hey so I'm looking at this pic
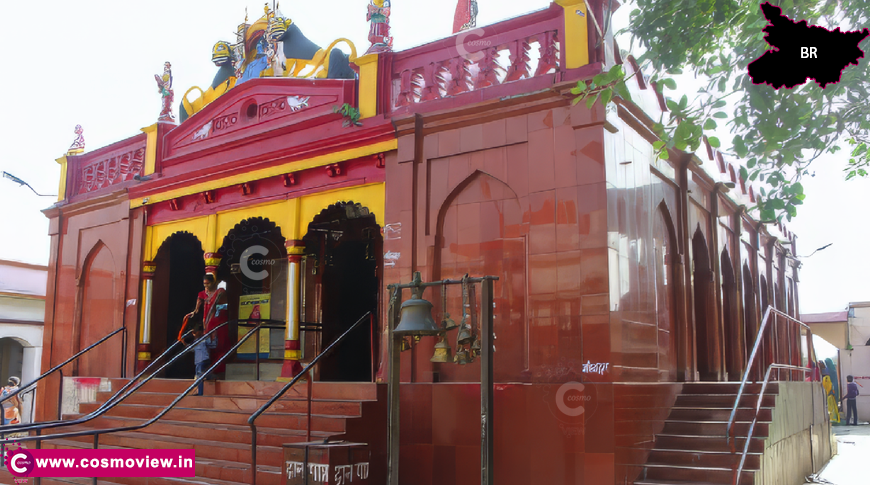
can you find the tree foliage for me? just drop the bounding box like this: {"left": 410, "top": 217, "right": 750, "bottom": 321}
{"left": 576, "top": 0, "right": 870, "bottom": 222}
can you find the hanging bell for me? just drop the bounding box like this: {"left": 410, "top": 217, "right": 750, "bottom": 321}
{"left": 442, "top": 312, "right": 459, "bottom": 332}
{"left": 393, "top": 294, "right": 442, "bottom": 336}
{"left": 454, "top": 347, "right": 470, "bottom": 365}
{"left": 430, "top": 335, "right": 452, "bottom": 363}
{"left": 470, "top": 337, "right": 482, "bottom": 358}
{"left": 456, "top": 323, "right": 473, "bottom": 345}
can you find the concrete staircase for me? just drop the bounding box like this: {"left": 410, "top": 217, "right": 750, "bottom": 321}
{"left": 2, "top": 378, "right": 386, "bottom": 485}
{"left": 633, "top": 382, "right": 776, "bottom": 485}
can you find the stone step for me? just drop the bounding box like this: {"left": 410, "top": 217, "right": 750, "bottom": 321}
{"left": 55, "top": 415, "right": 335, "bottom": 447}
{"left": 646, "top": 449, "right": 761, "bottom": 470}
{"left": 654, "top": 434, "right": 765, "bottom": 453}
{"left": 660, "top": 420, "right": 768, "bottom": 437}
{"left": 91, "top": 392, "right": 363, "bottom": 416}
{"left": 674, "top": 393, "right": 776, "bottom": 408}
{"left": 641, "top": 463, "right": 755, "bottom": 484}
{"left": 667, "top": 406, "right": 773, "bottom": 422}
{"left": 680, "top": 382, "right": 778, "bottom": 395}
{"left": 106, "top": 379, "right": 379, "bottom": 401}
{"left": 68, "top": 404, "right": 348, "bottom": 433}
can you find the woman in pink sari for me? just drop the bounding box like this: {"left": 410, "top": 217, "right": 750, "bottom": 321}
{"left": 188, "top": 274, "right": 230, "bottom": 376}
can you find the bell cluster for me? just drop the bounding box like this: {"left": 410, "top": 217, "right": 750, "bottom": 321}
{"left": 393, "top": 275, "right": 494, "bottom": 365}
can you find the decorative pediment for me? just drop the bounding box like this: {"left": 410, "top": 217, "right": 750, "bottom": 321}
{"left": 162, "top": 78, "right": 356, "bottom": 167}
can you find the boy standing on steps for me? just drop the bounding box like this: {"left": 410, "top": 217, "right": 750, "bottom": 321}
{"left": 191, "top": 326, "right": 216, "bottom": 396}
{"left": 841, "top": 375, "right": 860, "bottom": 426}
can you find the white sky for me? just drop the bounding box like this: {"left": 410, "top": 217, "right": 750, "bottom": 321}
{"left": 0, "top": 0, "right": 865, "bottom": 314}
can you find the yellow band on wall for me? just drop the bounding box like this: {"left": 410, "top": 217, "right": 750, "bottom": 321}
{"left": 555, "top": 0, "right": 590, "bottom": 69}
{"left": 130, "top": 139, "right": 396, "bottom": 208}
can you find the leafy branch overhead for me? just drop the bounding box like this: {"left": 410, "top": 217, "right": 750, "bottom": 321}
{"left": 333, "top": 103, "right": 363, "bottom": 127}
{"left": 572, "top": 0, "right": 870, "bottom": 222}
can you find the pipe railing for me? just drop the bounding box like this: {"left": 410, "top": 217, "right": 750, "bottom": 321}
{"left": 247, "top": 312, "right": 372, "bottom": 485}
{"left": 0, "top": 326, "right": 127, "bottom": 408}
{"left": 726, "top": 306, "right": 818, "bottom": 447}
{"left": 1, "top": 319, "right": 286, "bottom": 455}
{"left": 0, "top": 329, "right": 194, "bottom": 435}
{"left": 732, "top": 363, "right": 813, "bottom": 485}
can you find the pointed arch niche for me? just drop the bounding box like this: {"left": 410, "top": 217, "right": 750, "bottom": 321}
{"left": 75, "top": 241, "right": 119, "bottom": 377}
{"left": 652, "top": 202, "right": 679, "bottom": 381}
{"left": 433, "top": 171, "right": 526, "bottom": 382}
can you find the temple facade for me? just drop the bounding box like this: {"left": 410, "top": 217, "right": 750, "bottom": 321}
{"left": 26, "top": 1, "right": 832, "bottom": 484}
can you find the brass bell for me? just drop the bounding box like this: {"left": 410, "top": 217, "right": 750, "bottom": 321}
{"left": 470, "top": 337, "right": 482, "bottom": 357}
{"left": 442, "top": 312, "right": 458, "bottom": 332}
{"left": 394, "top": 294, "right": 442, "bottom": 336}
{"left": 456, "top": 324, "right": 474, "bottom": 345}
{"left": 454, "top": 347, "right": 470, "bottom": 365}
{"left": 430, "top": 335, "right": 452, "bottom": 363}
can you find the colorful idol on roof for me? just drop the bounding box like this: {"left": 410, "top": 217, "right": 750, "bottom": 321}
{"left": 179, "top": 2, "right": 359, "bottom": 123}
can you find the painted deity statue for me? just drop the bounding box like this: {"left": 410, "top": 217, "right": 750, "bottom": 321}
{"left": 68, "top": 125, "right": 85, "bottom": 155}
{"left": 155, "top": 62, "right": 175, "bottom": 123}
{"left": 366, "top": 0, "right": 392, "bottom": 54}
{"left": 178, "top": 5, "right": 357, "bottom": 122}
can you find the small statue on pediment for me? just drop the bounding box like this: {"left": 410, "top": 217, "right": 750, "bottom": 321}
{"left": 68, "top": 125, "right": 85, "bottom": 155}
{"left": 155, "top": 62, "right": 176, "bottom": 123}
{"left": 366, "top": 0, "right": 392, "bottom": 54}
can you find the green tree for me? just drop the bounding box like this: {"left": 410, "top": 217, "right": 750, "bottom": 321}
{"left": 574, "top": 0, "right": 870, "bottom": 222}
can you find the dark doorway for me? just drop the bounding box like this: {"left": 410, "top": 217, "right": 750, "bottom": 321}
{"left": 692, "top": 228, "right": 719, "bottom": 381}
{"left": 152, "top": 233, "right": 205, "bottom": 379}
{"left": 721, "top": 250, "right": 742, "bottom": 380}
{"left": 742, "top": 263, "right": 757, "bottom": 360}
{"left": 303, "top": 202, "right": 381, "bottom": 382}
{"left": 217, "top": 217, "right": 288, "bottom": 373}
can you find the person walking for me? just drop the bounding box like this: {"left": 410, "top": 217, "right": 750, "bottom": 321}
{"left": 841, "top": 375, "right": 860, "bottom": 426}
{"left": 188, "top": 273, "right": 229, "bottom": 378}
{"left": 1, "top": 376, "right": 22, "bottom": 426}
{"left": 191, "top": 326, "right": 216, "bottom": 396}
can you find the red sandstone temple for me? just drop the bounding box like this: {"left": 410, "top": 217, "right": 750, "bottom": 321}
{"left": 2, "top": 1, "right": 833, "bottom": 484}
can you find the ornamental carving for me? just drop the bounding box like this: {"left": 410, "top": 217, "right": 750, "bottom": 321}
{"left": 77, "top": 147, "right": 145, "bottom": 194}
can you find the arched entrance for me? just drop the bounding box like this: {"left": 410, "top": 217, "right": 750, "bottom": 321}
{"left": 151, "top": 232, "right": 205, "bottom": 378}
{"left": 0, "top": 337, "right": 25, "bottom": 384}
{"left": 302, "top": 202, "right": 381, "bottom": 382}
{"left": 217, "top": 217, "right": 288, "bottom": 379}
{"left": 721, "top": 249, "right": 742, "bottom": 379}
{"left": 692, "top": 228, "right": 719, "bottom": 381}
{"left": 653, "top": 205, "right": 678, "bottom": 381}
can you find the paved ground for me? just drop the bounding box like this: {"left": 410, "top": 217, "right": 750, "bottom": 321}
{"left": 806, "top": 424, "right": 870, "bottom": 485}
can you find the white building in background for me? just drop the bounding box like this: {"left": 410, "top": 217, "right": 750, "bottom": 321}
{"left": 0, "top": 259, "right": 47, "bottom": 422}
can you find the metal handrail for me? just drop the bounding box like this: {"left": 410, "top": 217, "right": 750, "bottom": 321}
{"left": 0, "top": 326, "right": 127, "bottom": 407}
{"left": 1, "top": 319, "right": 286, "bottom": 447}
{"left": 732, "top": 363, "right": 812, "bottom": 485}
{"left": 726, "top": 306, "right": 817, "bottom": 445}
{"left": 0, "top": 329, "right": 194, "bottom": 434}
{"left": 247, "top": 311, "right": 373, "bottom": 485}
